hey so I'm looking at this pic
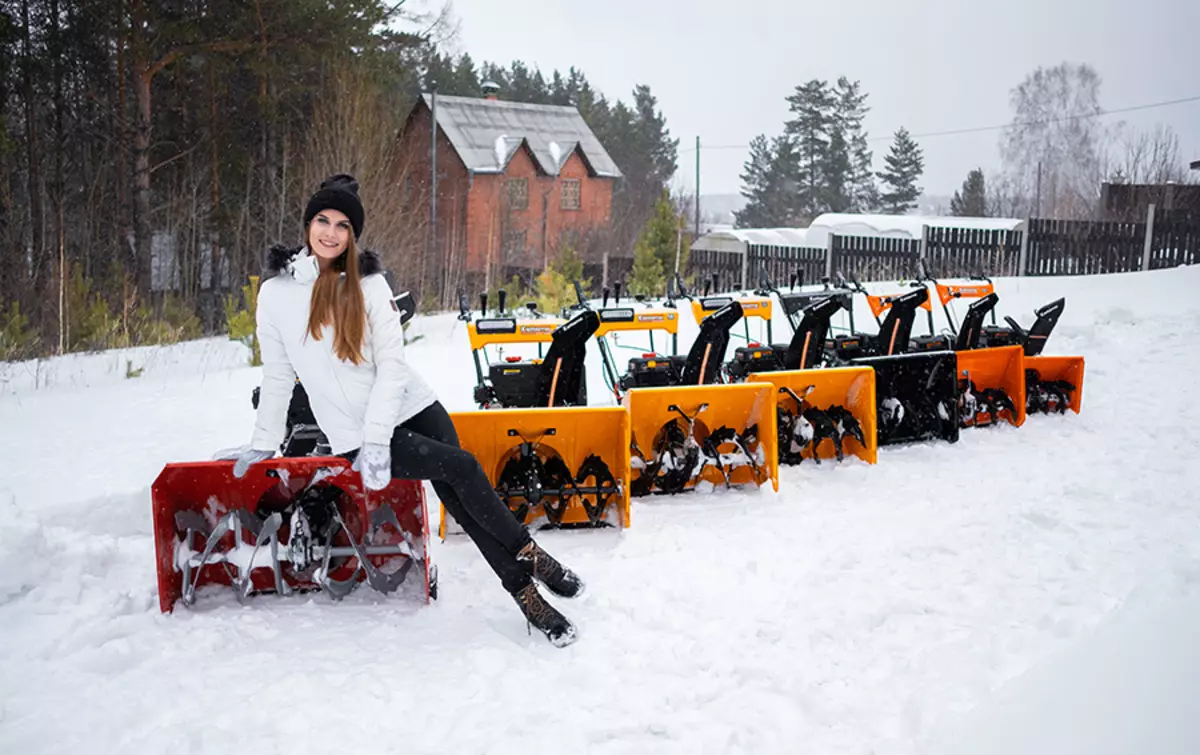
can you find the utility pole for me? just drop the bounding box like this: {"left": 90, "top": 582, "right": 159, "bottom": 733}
{"left": 694, "top": 135, "right": 700, "bottom": 237}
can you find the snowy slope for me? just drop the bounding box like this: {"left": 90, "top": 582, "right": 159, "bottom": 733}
{"left": 2, "top": 267, "right": 1200, "bottom": 754}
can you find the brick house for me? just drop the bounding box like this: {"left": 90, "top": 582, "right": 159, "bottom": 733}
{"left": 398, "top": 90, "right": 622, "bottom": 296}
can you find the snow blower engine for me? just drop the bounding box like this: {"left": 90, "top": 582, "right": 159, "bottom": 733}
{"left": 465, "top": 284, "right": 598, "bottom": 409}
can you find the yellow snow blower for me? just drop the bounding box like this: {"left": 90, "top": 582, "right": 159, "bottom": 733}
{"left": 747, "top": 367, "right": 878, "bottom": 466}
{"left": 447, "top": 285, "right": 631, "bottom": 533}
{"left": 594, "top": 304, "right": 683, "bottom": 402}
{"left": 440, "top": 406, "right": 632, "bottom": 535}
{"left": 624, "top": 383, "right": 779, "bottom": 496}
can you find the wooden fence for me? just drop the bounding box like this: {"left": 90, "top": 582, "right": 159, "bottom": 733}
{"left": 746, "top": 244, "right": 826, "bottom": 288}
{"left": 687, "top": 248, "right": 744, "bottom": 293}
{"left": 1023, "top": 218, "right": 1144, "bottom": 276}
{"left": 680, "top": 210, "right": 1199, "bottom": 288}
{"left": 1147, "top": 209, "right": 1198, "bottom": 270}
{"left": 924, "top": 227, "right": 1021, "bottom": 277}
{"left": 829, "top": 235, "right": 921, "bottom": 282}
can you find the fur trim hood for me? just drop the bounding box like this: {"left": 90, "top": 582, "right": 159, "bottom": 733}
{"left": 263, "top": 244, "right": 382, "bottom": 281}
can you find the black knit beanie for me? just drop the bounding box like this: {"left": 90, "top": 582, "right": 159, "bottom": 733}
{"left": 304, "top": 173, "right": 365, "bottom": 238}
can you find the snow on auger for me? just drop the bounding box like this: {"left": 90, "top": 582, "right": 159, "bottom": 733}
{"left": 441, "top": 407, "right": 632, "bottom": 534}
{"left": 1024, "top": 356, "right": 1084, "bottom": 415}
{"left": 825, "top": 278, "right": 960, "bottom": 446}
{"left": 625, "top": 383, "right": 779, "bottom": 496}
{"left": 447, "top": 284, "right": 630, "bottom": 533}
{"left": 955, "top": 345, "right": 1026, "bottom": 429}
{"left": 152, "top": 457, "right": 434, "bottom": 612}
{"left": 747, "top": 367, "right": 877, "bottom": 466}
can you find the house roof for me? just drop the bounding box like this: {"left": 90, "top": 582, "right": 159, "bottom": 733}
{"left": 418, "top": 93, "right": 622, "bottom": 179}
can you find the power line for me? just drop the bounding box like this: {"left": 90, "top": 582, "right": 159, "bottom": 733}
{"left": 679, "top": 93, "right": 1200, "bottom": 153}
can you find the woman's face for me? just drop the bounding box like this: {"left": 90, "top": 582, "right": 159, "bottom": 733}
{"left": 308, "top": 209, "right": 352, "bottom": 261}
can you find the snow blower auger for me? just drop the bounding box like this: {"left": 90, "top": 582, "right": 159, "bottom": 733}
{"left": 440, "top": 407, "right": 632, "bottom": 534}
{"left": 152, "top": 457, "right": 434, "bottom": 613}
{"left": 819, "top": 282, "right": 958, "bottom": 447}
{"left": 624, "top": 383, "right": 779, "bottom": 496}
{"left": 955, "top": 345, "right": 1027, "bottom": 428}
{"left": 1023, "top": 356, "right": 1085, "bottom": 415}
{"left": 745, "top": 367, "right": 878, "bottom": 465}
{"left": 854, "top": 351, "right": 960, "bottom": 446}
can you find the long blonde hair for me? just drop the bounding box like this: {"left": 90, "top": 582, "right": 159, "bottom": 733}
{"left": 305, "top": 231, "right": 366, "bottom": 364}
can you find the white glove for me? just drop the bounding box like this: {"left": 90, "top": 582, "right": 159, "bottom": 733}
{"left": 213, "top": 444, "right": 276, "bottom": 478}
{"left": 353, "top": 442, "right": 392, "bottom": 491}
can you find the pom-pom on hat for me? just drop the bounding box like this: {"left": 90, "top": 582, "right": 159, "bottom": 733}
{"left": 303, "top": 173, "right": 365, "bottom": 238}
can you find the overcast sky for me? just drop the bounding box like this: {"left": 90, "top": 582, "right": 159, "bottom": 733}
{"left": 436, "top": 0, "right": 1199, "bottom": 200}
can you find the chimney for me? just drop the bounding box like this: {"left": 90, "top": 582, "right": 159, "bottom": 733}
{"left": 482, "top": 80, "right": 500, "bottom": 101}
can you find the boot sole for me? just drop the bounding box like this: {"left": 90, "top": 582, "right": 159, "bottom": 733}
{"left": 548, "top": 624, "right": 577, "bottom": 648}
{"left": 540, "top": 577, "right": 586, "bottom": 600}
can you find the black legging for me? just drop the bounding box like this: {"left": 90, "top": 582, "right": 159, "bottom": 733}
{"left": 350, "top": 401, "right": 532, "bottom": 593}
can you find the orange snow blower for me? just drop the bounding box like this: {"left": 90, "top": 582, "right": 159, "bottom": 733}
{"left": 441, "top": 406, "right": 632, "bottom": 535}
{"left": 1024, "top": 355, "right": 1085, "bottom": 415}
{"left": 955, "top": 345, "right": 1026, "bottom": 428}
{"left": 152, "top": 457, "right": 433, "bottom": 613}
{"left": 747, "top": 366, "right": 878, "bottom": 466}
{"left": 625, "top": 383, "right": 779, "bottom": 496}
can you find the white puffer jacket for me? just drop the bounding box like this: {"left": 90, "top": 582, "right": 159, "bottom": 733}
{"left": 249, "top": 245, "right": 438, "bottom": 455}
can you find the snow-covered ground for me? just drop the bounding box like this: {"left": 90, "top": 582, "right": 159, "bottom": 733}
{"left": 2, "top": 267, "right": 1200, "bottom": 754}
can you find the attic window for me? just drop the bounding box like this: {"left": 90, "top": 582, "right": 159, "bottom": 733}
{"left": 561, "top": 179, "right": 581, "bottom": 210}
{"left": 506, "top": 178, "right": 529, "bottom": 211}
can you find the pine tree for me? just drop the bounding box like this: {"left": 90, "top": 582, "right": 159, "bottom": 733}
{"left": 451, "top": 54, "right": 481, "bottom": 96}
{"left": 950, "top": 168, "right": 988, "bottom": 216}
{"left": 834, "top": 77, "right": 879, "bottom": 212}
{"left": 638, "top": 191, "right": 688, "bottom": 276}
{"left": 734, "top": 135, "right": 775, "bottom": 228}
{"left": 824, "top": 128, "right": 852, "bottom": 212}
{"left": 536, "top": 242, "right": 591, "bottom": 313}
{"left": 783, "top": 79, "right": 835, "bottom": 220}
{"left": 736, "top": 135, "right": 804, "bottom": 228}
{"left": 628, "top": 238, "right": 666, "bottom": 298}
{"left": 877, "top": 128, "right": 924, "bottom": 215}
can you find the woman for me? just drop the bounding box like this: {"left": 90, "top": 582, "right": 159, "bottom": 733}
{"left": 225, "top": 174, "right": 583, "bottom": 647}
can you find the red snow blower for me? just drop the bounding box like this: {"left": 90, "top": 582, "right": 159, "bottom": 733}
{"left": 152, "top": 457, "right": 434, "bottom": 612}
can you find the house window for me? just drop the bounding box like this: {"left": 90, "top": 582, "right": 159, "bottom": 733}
{"left": 506, "top": 178, "right": 529, "bottom": 211}
{"left": 504, "top": 229, "right": 527, "bottom": 261}
{"left": 561, "top": 179, "right": 581, "bottom": 210}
